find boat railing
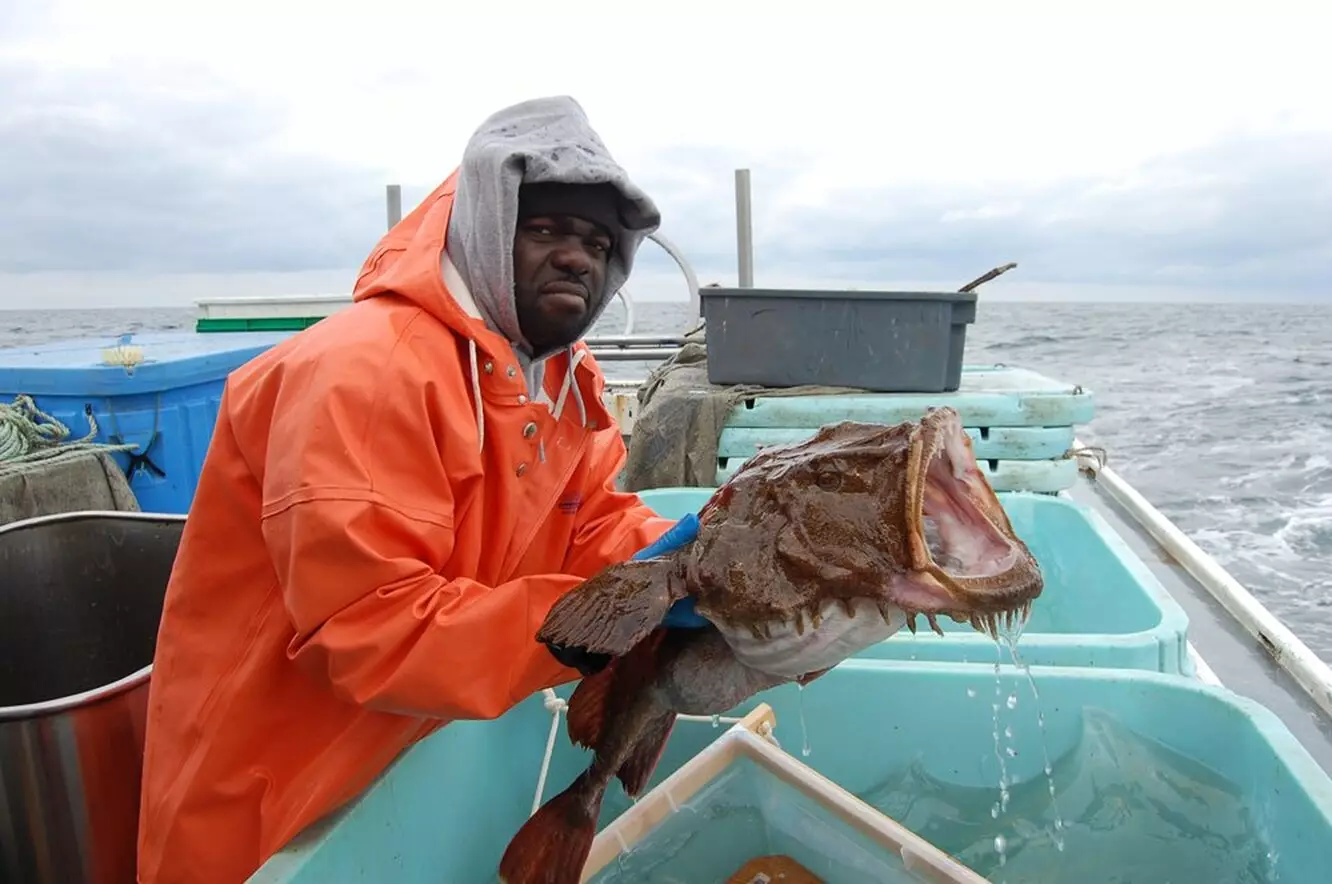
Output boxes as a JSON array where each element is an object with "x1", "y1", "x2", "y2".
[
  {"x1": 1074, "y1": 443, "x2": 1332, "y2": 720},
  {"x1": 583, "y1": 229, "x2": 700, "y2": 356}
]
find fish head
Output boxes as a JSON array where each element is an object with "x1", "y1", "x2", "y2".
[
  {"x1": 904, "y1": 406, "x2": 1044, "y2": 633},
  {"x1": 691, "y1": 406, "x2": 1043, "y2": 639}
]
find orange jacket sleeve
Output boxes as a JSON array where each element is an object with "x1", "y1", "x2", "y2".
[
  {"x1": 561, "y1": 425, "x2": 675, "y2": 577},
  {"x1": 264, "y1": 490, "x2": 586, "y2": 721},
  {"x1": 256, "y1": 348, "x2": 625, "y2": 722}
]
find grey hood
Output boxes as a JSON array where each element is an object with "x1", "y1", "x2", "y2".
[{"x1": 445, "y1": 95, "x2": 661, "y2": 360}]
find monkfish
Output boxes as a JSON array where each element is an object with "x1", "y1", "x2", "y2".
[{"x1": 498, "y1": 406, "x2": 1044, "y2": 884}]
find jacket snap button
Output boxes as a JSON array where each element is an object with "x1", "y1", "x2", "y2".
[
  {"x1": 506, "y1": 365, "x2": 517, "y2": 378},
  {"x1": 517, "y1": 394, "x2": 528, "y2": 405},
  {"x1": 523, "y1": 422, "x2": 538, "y2": 438},
  {"x1": 516, "y1": 462, "x2": 528, "y2": 477},
  {"x1": 483, "y1": 361, "x2": 494, "y2": 374}
]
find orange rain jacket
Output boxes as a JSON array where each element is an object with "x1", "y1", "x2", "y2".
[{"x1": 135, "y1": 170, "x2": 672, "y2": 883}]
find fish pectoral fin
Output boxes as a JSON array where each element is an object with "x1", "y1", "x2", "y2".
[{"x1": 538, "y1": 559, "x2": 685, "y2": 658}]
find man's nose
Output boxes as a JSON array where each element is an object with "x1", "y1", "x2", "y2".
[{"x1": 550, "y1": 239, "x2": 594, "y2": 275}]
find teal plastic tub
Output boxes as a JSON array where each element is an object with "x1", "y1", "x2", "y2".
[
  {"x1": 636, "y1": 487, "x2": 1192, "y2": 674},
  {"x1": 251, "y1": 662, "x2": 1332, "y2": 883}
]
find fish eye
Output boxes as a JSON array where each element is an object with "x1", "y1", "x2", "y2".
[{"x1": 816, "y1": 471, "x2": 841, "y2": 491}]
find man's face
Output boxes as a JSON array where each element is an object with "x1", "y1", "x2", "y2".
[
  {"x1": 512, "y1": 183, "x2": 620, "y2": 355},
  {"x1": 512, "y1": 214, "x2": 613, "y2": 354}
]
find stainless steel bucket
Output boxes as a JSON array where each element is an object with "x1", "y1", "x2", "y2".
[{"x1": 0, "y1": 510, "x2": 184, "y2": 884}]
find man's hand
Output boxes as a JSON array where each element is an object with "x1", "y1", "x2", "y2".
[
  {"x1": 545, "y1": 643, "x2": 610, "y2": 677},
  {"x1": 633, "y1": 513, "x2": 709, "y2": 629}
]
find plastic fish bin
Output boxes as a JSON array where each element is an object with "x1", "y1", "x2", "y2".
[
  {"x1": 699, "y1": 287, "x2": 976, "y2": 393},
  {"x1": 635, "y1": 487, "x2": 1191, "y2": 674},
  {"x1": 581, "y1": 706, "x2": 986, "y2": 883},
  {"x1": 249, "y1": 662, "x2": 1332, "y2": 884},
  {"x1": 0, "y1": 330, "x2": 293, "y2": 514},
  {"x1": 709, "y1": 365, "x2": 1096, "y2": 495}
]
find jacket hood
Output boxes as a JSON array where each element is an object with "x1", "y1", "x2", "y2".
[{"x1": 447, "y1": 95, "x2": 661, "y2": 357}]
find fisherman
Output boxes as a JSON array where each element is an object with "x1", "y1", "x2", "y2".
[{"x1": 135, "y1": 95, "x2": 705, "y2": 884}]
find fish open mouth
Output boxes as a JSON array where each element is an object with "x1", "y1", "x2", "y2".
[
  {"x1": 906, "y1": 408, "x2": 1042, "y2": 637},
  {"x1": 921, "y1": 425, "x2": 1021, "y2": 580}
]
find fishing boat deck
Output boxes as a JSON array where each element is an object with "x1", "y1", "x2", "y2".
[{"x1": 1067, "y1": 474, "x2": 1332, "y2": 776}]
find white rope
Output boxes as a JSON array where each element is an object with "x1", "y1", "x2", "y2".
[
  {"x1": 531, "y1": 689, "x2": 568, "y2": 817},
  {"x1": 0, "y1": 394, "x2": 137, "y2": 477},
  {"x1": 528, "y1": 689, "x2": 750, "y2": 816}
]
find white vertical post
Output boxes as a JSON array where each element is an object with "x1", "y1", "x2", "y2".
[
  {"x1": 386, "y1": 184, "x2": 402, "y2": 230},
  {"x1": 734, "y1": 169, "x2": 754, "y2": 288}
]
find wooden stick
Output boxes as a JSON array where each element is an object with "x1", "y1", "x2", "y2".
[{"x1": 958, "y1": 262, "x2": 1018, "y2": 293}]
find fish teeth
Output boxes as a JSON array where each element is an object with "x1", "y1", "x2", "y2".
[
  {"x1": 876, "y1": 600, "x2": 894, "y2": 624},
  {"x1": 793, "y1": 608, "x2": 806, "y2": 636},
  {"x1": 906, "y1": 612, "x2": 919, "y2": 635},
  {"x1": 926, "y1": 613, "x2": 943, "y2": 637}
]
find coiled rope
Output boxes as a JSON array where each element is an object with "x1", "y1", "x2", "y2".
[{"x1": 0, "y1": 395, "x2": 138, "y2": 476}]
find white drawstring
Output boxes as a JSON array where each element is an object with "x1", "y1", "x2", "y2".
[
  {"x1": 468, "y1": 340, "x2": 484, "y2": 453},
  {"x1": 552, "y1": 347, "x2": 589, "y2": 426},
  {"x1": 469, "y1": 343, "x2": 588, "y2": 461}
]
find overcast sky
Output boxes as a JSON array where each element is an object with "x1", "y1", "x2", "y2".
[{"x1": 1, "y1": 1, "x2": 1330, "y2": 308}]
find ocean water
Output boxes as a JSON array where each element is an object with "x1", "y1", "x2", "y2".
[{"x1": 2, "y1": 300, "x2": 1331, "y2": 662}]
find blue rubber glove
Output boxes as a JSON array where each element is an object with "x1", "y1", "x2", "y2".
[{"x1": 633, "y1": 513, "x2": 710, "y2": 628}]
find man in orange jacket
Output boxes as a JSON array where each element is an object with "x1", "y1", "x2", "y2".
[{"x1": 135, "y1": 95, "x2": 704, "y2": 883}]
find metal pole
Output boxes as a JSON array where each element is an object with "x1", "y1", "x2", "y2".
[
  {"x1": 734, "y1": 169, "x2": 754, "y2": 287},
  {"x1": 386, "y1": 184, "x2": 403, "y2": 230}
]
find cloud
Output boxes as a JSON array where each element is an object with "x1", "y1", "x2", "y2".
[
  {"x1": 738, "y1": 127, "x2": 1332, "y2": 295},
  {"x1": 0, "y1": 55, "x2": 1328, "y2": 302},
  {"x1": 0, "y1": 61, "x2": 391, "y2": 275}
]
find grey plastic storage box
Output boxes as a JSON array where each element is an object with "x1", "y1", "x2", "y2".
[{"x1": 699, "y1": 287, "x2": 977, "y2": 393}]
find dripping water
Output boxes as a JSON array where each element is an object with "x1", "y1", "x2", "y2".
[
  {"x1": 796, "y1": 683, "x2": 812, "y2": 757},
  {"x1": 990, "y1": 646, "x2": 1012, "y2": 868},
  {"x1": 999, "y1": 617, "x2": 1067, "y2": 852}
]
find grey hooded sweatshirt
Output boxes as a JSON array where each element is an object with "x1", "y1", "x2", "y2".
[{"x1": 445, "y1": 96, "x2": 661, "y2": 396}]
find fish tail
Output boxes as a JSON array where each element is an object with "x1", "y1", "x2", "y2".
[{"x1": 498, "y1": 769, "x2": 606, "y2": 884}]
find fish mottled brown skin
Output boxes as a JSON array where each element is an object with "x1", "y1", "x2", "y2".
[
  {"x1": 498, "y1": 407, "x2": 1045, "y2": 884},
  {"x1": 688, "y1": 407, "x2": 1044, "y2": 638}
]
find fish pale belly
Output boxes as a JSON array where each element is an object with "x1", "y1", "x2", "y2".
[{"x1": 712, "y1": 598, "x2": 908, "y2": 679}]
